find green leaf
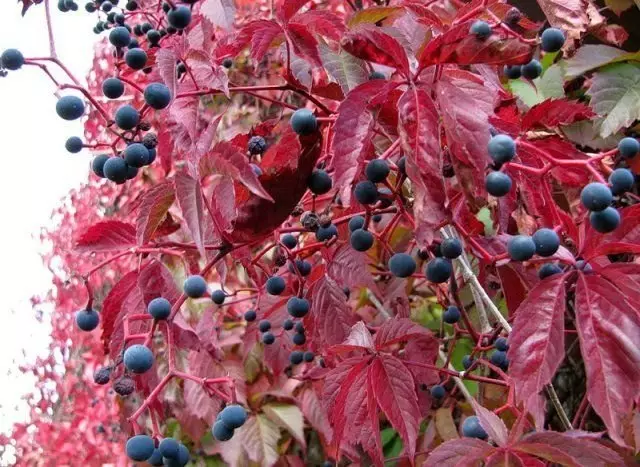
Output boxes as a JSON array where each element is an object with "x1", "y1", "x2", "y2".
[
  {"x1": 562, "y1": 44, "x2": 640, "y2": 80},
  {"x1": 561, "y1": 119, "x2": 623, "y2": 150},
  {"x1": 507, "y1": 79, "x2": 542, "y2": 107},
  {"x1": 381, "y1": 427, "x2": 404, "y2": 459},
  {"x1": 449, "y1": 338, "x2": 478, "y2": 395},
  {"x1": 318, "y1": 43, "x2": 369, "y2": 94},
  {"x1": 540, "y1": 51, "x2": 559, "y2": 72},
  {"x1": 507, "y1": 64, "x2": 564, "y2": 108},
  {"x1": 587, "y1": 63, "x2": 640, "y2": 138}
]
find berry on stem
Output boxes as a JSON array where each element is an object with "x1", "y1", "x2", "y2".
[
  {"x1": 76, "y1": 308, "x2": 99, "y2": 331},
  {"x1": 350, "y1": 228, "x2": 374, "y2": 252},
  {"x1": 144, "y1": 83, "x2": 172, "y2": 110},
  {"x1": 388, "y1": 253, "x2": 416, "y2": 278},
  {"x1": 369, "y1": 71, "x2": 386, "y2": 80},
  {"x1": 495, "y1": 337, "x2": 509, "y2": 352},
  {"x1": 290, "y1": 350, "x2": 304, "y2": 365},
  {"x1": 212, "y1": 289, "x2": 226, "y2": 305},
  {"x1": 212, "y1": 421, "x2": 234, "y2": 441},
  {"x1": 102, "y1": 77, "x2": 125, "y2": 99},
  {"x1": 248, "y1": 136, "x2": 267, "y2": 155},
  {"x1": 92, "y1": 155, "x2": 110, "y2": 178},
  {"x1": 443, "y1": 306, "x2": 461, "y2": 324},
  {"x1": 440, "y1": 238, "x2": 463, "y2": 259},
  {"x1": 487, "y1": 134, "x2": 516, "y2": 164},
  {"x1": 290, "y1": 108, "x2": 317, "y2": 135},
  {"x1": 504, "y1": 65, "x2": 521, "y2": 79},
  {"x1": 109, "y1": 26, "x2": 131, "y2": 48},
  {"x1": 521, "y1": 59, "x2": 542, "y2": 80},
  {"x1": 470, "y1": 20, "x2": 491, "y2": 39},
  {"x1": 462, "y1": 416, "x2": 488, "y2": 439},
  {"x1": 589, "y1": 207, "x2": 620, "y2": 233},
  {"x1": 539, "y1": 263, "x2": 562, "y2": 279},
  {"x1": 244, "y1": 310, "x2": 257, "y2": 322},
  {"x1": 308, "y1": 169, "x2": 332, "y2": 195},
  {"x1": 65, "y1": 136, "x2": 83, "y2": 153},
  {"x1": 316, "y1": 224, "x2": 338, "y2": 241},
  {"x1": 184, "y1": 275, "x2": 207, "y2": 298},
  {"x1": 262, "y1": 332, "x2": 275, "y2": 345},
  {"x1": 124, "y1": 48, "x2": 147, "y2": 70},
  {"x1": 115, "y1": 105, "x2": 140, "y2": 130},
  {"x1": 124, "y1": 143, "x2": 149, "y2": 168},
  {"x1": 266, "y1": 276, "x2": 286, "y2": 295},
  {"x1": 123, "y1": 344, "x2": 154, "y2": 374},
  {"x1": 354, "y1": 180, "x2": 379, "y2": 205},
  {"x1": 580, "y1": 182, "x2": 612, "y2": 211},
  {"x1": 485, "y1": 172, "x2": 512, "y2": 197},
  {"x1": 287, "y1": 297, "x2": 310, "y2": 318},
  {"x1": 348, "y1": 215, "x2": 366, "y2": 232},
  {"x1": 609, "y1": 168, "x2": 635, "y2": 195},
  {"x1": 56, "y1": 96, "x2": 85, "y2": 121},
  {"x1": 365, "y1": 159, "x2": 390, "y2": 183},
  {"x1": 532, "y1": 228, "x2": 560, "y2": 257},
  {"x1": 430, "y1": 385, "x2": 446, "y2": 399},
  {"x1": 167, "y1": 5, "x2": 192, "y2": 29},
  {"x1": 1, "y1": 49, "x2": 24, "y2": 70},
  {"x1": 126, "y1": 435, "x2": 155, "y2": 461},
  {"x1": 426, "y1": 257, "x2": 452, "y2": 283},
  {"x1": 281, "y1": 234, "x2": 297, "y2": 249},
  {"x1": 258, "y1": 320, "x2": 271, "y2": 333},
  {"x1": 507, "y1": 235, "x2": 536, "y2": 261},
  {"x1": 219, "y1": 404, "x2": 247, "y2": 429},
  {"x1": 618, "y1": 137, "x2": 639, "y2": 159},
  {"x1": 541, "y1": 28, "x2": 565, "y2": 52},
  {"x1": 148, "y1": 297, "x2": 171, "y2": 320}
]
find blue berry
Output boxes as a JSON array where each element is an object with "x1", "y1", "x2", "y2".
[
  {"x1": 212, "y1": 289, "x2": 226, "y2": 305},
  {"x1": 348, "y1": 215, "x2": 366, "y2": 232},
  {"x1": 430, "y1": 385, "x2": 446, "y2": 399},
  {"x1": 287, "y1": 297, "x2": 310, "y2": 318},
  {"x1": 488, "y1": 134, "x2": 516, "y2": 164},
  {"x1": 590, "y1": 207, "x2": 620, "y2": 233},
  {"x1": 103, "y1": 157, "x2": 129, "y2": 183},
  {"x1": 397, "y1": 156, "x2": 407, "y2": 176},
  {"x1": 126, "y1": 0, "x2": 137, "y2": 9},
  {"x1": 244, "y1": 310, "x2": 257, "y2": 322},
  {"x1": 508, "y1": 235, "x2": 536, "y2": 261},
  {"x1": 369, "y1": 71, "x2": 386, "y2": 80},
  {"x1": 92, "y1": 154, "x2": 110, "y2": 178},
  {"x1": 304, "y1": 351, "x2": 314, "y2": 362},
  {"x1": 266, "y1": 276, "x2": 286, "y2": 295},
  {"x1": 470, "y1": 20, "x2": 491, "y2": 39},
  {"x1": 291, "y1": 108, "x2": 318, "y2": 135},
  {"x1": 388, "y1": 253, "x2": 416, "y2": 278},
  {"x1": 443, "y1": 306, "x2": 461, "y2": 324},
  {"x1": 159, "y1": 438, "x2": 180, "y2": 459},
  {"x1": 290, "y1": 350, "x2": 304, "y2": 365},
  {"x1": 85, "y1": 2, "x2": 96, "y2": 12},
  {"x1": 126, "y1": 434, "x2": 155, "y2": 461},
  {"x1": 289, "y1": 259, "x2": 311, "y2": 276},
  {"x1": 350, "y1": 229, "x2": 374, "y2": 252},
  {"x1": 462, "y1": 416, "x2": 488, "y2": 439},
  {"x1": 148, "y1": 297, "x2": 171, "y2": 320},
  {"x1": 56, "y1": 96, "x2": 85, "y2": 121},
  {"x1": 576, "y1": 260, "x2": 593, "y2": 272},
  {"x1": 293, "y1": 332, "x2": 306, "y2": 345},
  {"x1": 102, "y1": 77, "x2": 125, "y2": 99},
  {"x1": 125, "y1": 48, "x2": 147, "y2": 70},
  {"x1": 109, "y1": 26, "x2": 131, "y2": 48},
  {"x1": 295, "y1": 322, "x2": 305, "y2": 333},
  {"x1": 175, "y1": 444, "x2": 190, "y2": 465},
  {"x1": 129, "y1": 38, "x2": 140, "y2": 49},
  {"x1": 532, "y1": 228, "x2": 560, "y2": 257},
  {"x1": 440, "y1": 238, "x2": 462, "y2": 259},
  {"x1": 123, "y1": 344, "x2": 154, "y2": 374},
  {"x1": 308, "y1": 169, "x2": 332, "y2": 195},
  {"x1": 283, "y1": 319, "x2": 294, "y2": 331},
  {"x1": 521, "y1": 59, "x2": 542, "y2": 80},
  {"x1": 491, "y1": 350, "x2": 508, "y2": 369},
  {"x1": 167, "y1": 5, "x2": 191, "y2": 29},
  {"x1": 148, "y1": 449, "x2": 164, "y2": 466},
  {"x1": 462, "y1": 355, "x2": 474, "y2": 370},
  {"x1": 609, "y1": 168, "x2": 635, "y2": 195},
  {"x1": 124, "y1": 143, "x2": 150, "y2": 168},
  {"x1": 354, "y1": 180, "x2": 379, "y2": 205},
  {"x1": 76, "y1": 308, "x2": 100, "y2": 331},
  {"x1": 316, "y1": 224, "x2": 338, "y2": 242},
  {"x1": 65, "y1": 136, "x2": 83, "y2": 153},
  {"x1": 541, "y1": 28, "x2": 565, "y2": 53},
  {"x1": 262, "y1": 332, "x2": 275, "y2": 345},
  {"x1": 580, "y1": 182, "x2": 612, "y2": 211},
  {"x1": 219, "y1": 404, "x2": 247, "y2": 429},
  {"x1": 115, "y1": 105, "x2": 140, "y2": 130},
  {"x1": 495, "y1": 337, "x2": 509, "y2": 352},
  {"x1": 248, "y1": 136, "x2": 267, "y2": 155},
  {"x1": 281, "y1": 234, "x2": 297, "y2": 249},
  {"x1": 258, "y1": 320, "x2": 271, "y2": 333},
  {"x1": 183, "y1": 275, "x2": 207, "y2": 298},
  {"x1": 144, "y1": 83, "x2": 172, "y2": 110},
  {"x1": 426, "y1": 257, "x2": 452, "y2": 283},
  {"x1": 147, "y1": 29, "x2": 161, "y2": 46},
  {"x1": 618, "y1": 137, "x2": 639, "y2": 159},
  {"x1": 213, "y1": 420, "x2": 234, "y2": 441},
  {"x1": 222, "y1": 57, "x2": 233, "y2": 68},
  {"x1": 485, "y1": 172, "x2": 512, "y2": 197},
  {"x1": 503, "y1": 65, "x2": 521, "y2": 79},
  {"x1": 539, "y1": 263, "x2": 562, "y2": 279},
  {"x1": 365, "y1": 159, "x2": 390, "y2": 183},
  {"x1": 1, "y1": 49, "x2": 24, "y2": 70},
  {"x1": 102, "y1": 1, "x2": 112, "y2": 12},
  {"x1": 126, "y1": 165, "x2": 139, "y2": 181}
]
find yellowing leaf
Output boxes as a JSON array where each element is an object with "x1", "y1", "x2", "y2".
[
  {"x1": 263, "y1": 403, "x2": 306, "y2": 448},
  {"x1": 435, "y1": 408, "x2": 460, "y2": 441},
  {"x1": 348, "y1": 6, "x2": 404, "y2": 27}
]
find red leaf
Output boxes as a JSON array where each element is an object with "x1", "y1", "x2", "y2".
[
  {"x1": 156, "y1": 48, "x2": 177, "y2": 101},
  {"x1": 582, "y1": 205, "x2": 640, "y2": 259},
  {"x1": 285, "y1": 23, "x2": 323, "y2": 67},
  {"x1": 518, "y1": 137, "x2": 591, "y2": 187},
  {"x1": 330, "y1": 321, "x2": 375, "y2": 354},
  {"x1": 310, "y1": 276, "x2": 356, "y2": 346},
  {"x1": 136, "y1": 181, "x2": 175, "y2": 245},
  {"x1": 419, "y1": 21, "x2": 533, "y2": 69},
  {"x1": 174, "y1": 172, "x2": 217, "y2": 257},
  {"x1": 277, "y1": 0, "x2": 309, "y2": 22},
  {"x1": 327, "y1": 243, "x2": 378, "y2": 292},
  {"x1": 521, "y1": 99, "x2": 595, "y2": 131},
  {"x1": 209, "y1": 177, "x2": 236, "y2": 237},
  {"x1": 370, "y1": 355, "x2": 420, "y2": 459},
  {"x1": 425, "y1": 437, "x2": 495, "y2": 466},
  {"x1": 401, "y1": 337, "x2": 440, "y2": 387},
  {"x1": 299, "y1": 387, "x2": 332, "y2": 441},
  {"x1": 398, "y1": 86, "x2": 447, "y2": 245},
  {"x1": 184, "y1": 350, "x2": 224, "y2": 425},
  {"x1": 470, "y1": 400, "x2": 509, "y2": 447},
  {"x1": 597, "y1": 263, "x2": 640, "y2": 309},
  {"x1": 536, "y1": 0, "x2": 590, "y2": 37},
  {"x1": 75, "y1": 221, "x2": 136, "y2": 252},
  {"x1": 200, "y1": 0, "x2": 236, "y2": 30},
  {"x1": 188, "y1": 59, "x2": 229, "y2": 98},
  {"x1": 517, "y1": 431, "x2": 625, "y2": 465},
  {"x1": 374, "y1": 317, "x2": 434, "y2": 349},
  {"x1": 236, "y1": 20, "x2": 284, "y2": 62},
  {"x1": 508, "y1": 274, "x2": 568, "y2": 410},
  {"x1": 574, "y1": 272, "x2": 640, "y2": 445},
  {"x1": 289, "y1": 10, "x2": 345, "y2": 42},
  {"x1": 341, "y1": 26, "x2": 410, "y2": 77},
  {"x1": 100, "y1": 270, "x2": 139, "y2": 353}
]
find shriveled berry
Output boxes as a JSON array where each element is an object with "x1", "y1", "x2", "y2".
[
  {"x1": 113, "y1": 375, "x2": 135, "y2": 396},
  {"x1": 93, "y1": 367, "x2": 111, "y2": 385},
  {"x1": 248, "y1": 136, "x2": 267, "y2": 155}
]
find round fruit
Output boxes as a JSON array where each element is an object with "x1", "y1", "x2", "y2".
[
  {"x1": 93, "y1": 367, "x2": 111, "y2": 385},
  {"x1": 580, "y1": 182, "x2": 612, "y2": 211},
  {"x1": 430, "y1": 385, "x2": 446, "y2": 399},
  {"x1": 462, "y1": 355, "x2": 474, "y2": 370},
  {"x1": 109, "y1": 26, "x2": 131, "y2": 48},
  {"x1": 126, "y1": 0, "x2": 137, "y2": 10},
  {"x1": 159, "y1": 438, "x2": 180, "y2": 459},
  {"x1": 485, "y1": 171, "x2": 512, "y2": 197},
  {"x1": 244, "y1": 310, "x2": 257, "y2": 322},
  {"x1": 354, "y1": 180, "x2": 379, "y2": 205},
  {"x1": 124, "y1": 143, "x2": 149, "y2": 168},
  {"x1": 219, "y1": 404, "x2": 247, "y2": 429},
  {"x1": 462, "y1": 416, "x2": 488, "y2": 439},
  {"x1": 541, "y1": 28, "x2": 565, "y2": 52},
  {"x1": 1, "y1": 49, "x2": 24, "y2": 70},
  {"x1": 290, "y1": 259, "x2": 312, "y2": 276},
  {"x1": 365, "y1": 159, "x2": 390, "y2": 183},
  {"x1": 144, "y1": 83, "x2": 172, "y2": 110},
  {"x1": 609, "y1": 168, "x2": 635, "y2": 195},
  {"x1": 258, "y1": 320, "x2": 271, "y2": 333},
  {"x1": 183, "y1": 275, "x2": 207, "y2": 298},
  {"x1": 126, "y1": 434, "x2": 155, "y2": 461},
  {"x1": 308, "y1": 169, "x2": 332, "y2": 195},
  {"x1": 521, "y1": 59, "x2": 542, "y2": 80},
  {"x1": 290, "y1": 350, "x2": 304, "y2": 365},
  {"x1": 167, "y1": 5, "x2": 191, "y2": 29},
  {"x1": 388, "y1": 253, "x2": 417, "y2": 278},
  {"x1": 491, "y1": 350, "x2": 508, "y2": 368},
  {"x1": 175, "y1": 444, "x2": 190, "y2": 466},
  {"x1": 316, "y1": 224, "x2": 338, "y2": 242},
  {"x1": 222, "y1": 58, "x2": 233, "y2": 68},
  {"x1": 125, "y1": 48, "x2": 147, "y2": 70},
  {"x1": 287, "y1": 297, "x2": 310, "y2": 318},
  {"x1": 266, "y1": 276, "x2": 286, "y2": 295},
  {"x1": 369, "y1": 71, "x2": 385, "y2": 80},
  {"x1": 293, "y1": 332, "x2": 306, "y2": 345},
  {"x1": 123, "y1": 344, "x2": 154, "y2": 374},
  {"x1": 539, "y1": 263, "x2": 562, "y2": 279},
  {"x1": 304, "y1": 351, "x2": 314, "y2": 362},
  {"x1": 590, "y1": 207, "x2": 620, "y2": 233},
  {"x1": 115, "y1": 105, "x2": 140, "y2": 130},
  {"x1": 262, "y1": 332, "x2": 275, "y2": 345},
  {"x1": 103, "y1": 157, "x2": 129, "y2": 183},
  {"x1": 147, "y1": 29, "x2": 161, "y2": 46},
  {"x1": 507, "y1": 235, "x2": 536, "y2": 261},
  {"x1": 76, "y1": 309, "x2": 100, "y2": 331},
  {"x1": 503, "y1": 65, "x2": 521, "y2": 79},
  {"x1": 65, "y1": 136, "x2": 83, "y2": 153},
  {"x1": 426, "y1": 257, "x2": 453, "y2": 283},
  {"x1": 532, "y1": 228, "x2": 560, "y2": 257},
  {"x1": 470, "y1": 20, "x2": 491, "y2": 39},
  {"x1": 290, "y1": 108, "x2": 318, "y2": 136},
  {"x1": 92, "y1": 154, "x2": 110, "y2": 178},
  {"x1": 101, "y1": 1, "x2": 112, "y2": 11},
  {"x1": 212, "y1": 289, "x2": 226, "y2": 305},
  {"x1": 440, "y1": 238, "x2": 462, "y2": 259},
  {"x1": 248, "y1": 136, "x2": 267, "y2": 155},
  {"x1": 283, "y1": 319, "x2": 294, "y2": 331},
  {"x1": 126, "y1": 165, "x2": 138, "y2": 181},
  {"x1": 148, "y1": 297, "x2": 171, "y2": 320},
  {"x1": 148, "y1": 449, "x2": 164, "y2": 466},
  {"x1": 212, "y1": 421, "x2": 234, "y2": 441},
  {"x1": 295, "y1": 322, "x2": 305, "y2": 333},
  {"x1": 56, "y1": 96, "x2": 85, "y2": 120},
  {"x1": 102, "y1": 77, "x2": 125, "y2": 99},
  {"x1": 443, "y1": 306, "x2": 461, "y2": 324},
  {"x1": 350, "y1": 229, "x2": 374, "y2": 252},
  {"x1": 349, "y1": 215, "x2": 366, "y2": 232},
  {"x1": 618, "y1": 137, "x2": 639, "y2": 159},
  {"x1": 281, "y1": 234, "x2": 297, "y2": 249},
  {"x1": 397, "y1": 156, "x2": 406, "y2": 176},
  {"x1": 487, "y1": 134, "x2": 516, "y2": 164},
  {"x1": 495, "y1": 337, "x2": 509, "y2": 352}
]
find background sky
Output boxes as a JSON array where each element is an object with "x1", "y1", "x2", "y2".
[{"x1": 0, "y1": 1, "x2": 98, "y2": 440}]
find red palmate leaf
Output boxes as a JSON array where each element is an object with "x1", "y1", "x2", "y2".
[
  {"x1": 310, "y1": 276, "x2": 356, "y2": 346},
  {"x1": 136, "y1": 181, "x2": 175, "y2": 245},
  {"x1": 574, "y1": 272, "x2": 640, "y2": 445},
  {"x1": 184, "y1": 350, "x2": 224, "y2": 424},
  {"x1": 470, "y1": 400, "x2": 509, "y2": 447},
  {"x1": 341, "y1": 26, "x2": 410, "y2": 76},
  {"x1": 536, "y1": 0, "x2": 590, "y2": 37},
  {"x1": 597, "y1": 263, "x2": 640, "y2": 309},
  {"x1": 300, "y1": 386, "x2": 332, "y2": 441},
  {"x1": 236, "y1": 20, "x2": 284, "y2": 62},
  {"x1": 331, "y1": 321, "x2": 375, "y2": 353},
  {"x1": 100, "y1": 270, "x2": 139, "y2": 353},
  {"x1": 285, "y1": 23, "x2": 323, "y2": 67},
  {"x1": 374, "y1": 317, "x2": 434, "y2": 349},
  {"x1": 582, "y1": 204, "x2": 640, "y2": 258},
  {"x1": 521, "y1": 99, "x2": 595, "y2": 131},
  {"x1": 290, "y1": 10, "x2": 345, "y2": 42},
  {"x1": 276, "y1": 0, "x2": 310, "y2": 22},
  {"x1": 327, "y1": 243, "x2": 378, "y2": 292},
  {"x1": 425, "y1": 438, "x2": 495, "y2": 466},
  {"x1": 508, "y1": 273, "x2": 568, "y2": 409},
  {"x1": 520, "y1": 137, "x2": 591, "y2": 187},
  {"x1": 75, "y1": 221, "x2": 137, "y2": 252},
  {"x1": 156, "y1": 48, "x2": 178, "y2": 100},
  {"x1": 174, "y1": 172, "x2": 217, "y2": 257}
]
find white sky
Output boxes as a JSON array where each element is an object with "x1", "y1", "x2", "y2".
[{"x1": 0, "y1": 2, "x2": 98, "y2": 439}]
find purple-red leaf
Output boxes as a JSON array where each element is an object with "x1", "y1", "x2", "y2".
[
  {"x1": 285, "y1": 23, "x2": 323, "y2": 67},
  {"x1": 341, "y1": 26, "x2": 410, "y2": 76},
  {"x1": 289, "y1": 10, "x2": 345, "y2": 42},
  {"x1": 200, "y1": 0, "x2": 236, "y2": 30},
  {"x1": 136, "y1": 181, "x2": 175, "y2": 245},
  {"x1": 327, "y1": 243, "x2": 378, "y2": 292},
  {"x1": 521, "y1": 99, "x2": 595, "y2": 131},
  {"x1": 470, "y1": 400, "x2": 509, "y2": 447},
  {"x1": 156, "y1": 48, "x2": 178, "y2": 100},
  {"x1": 374, "y1": 317, "x2": 434, "y2": 349},
  {"x1": 100, "y1": 270, "x2": 139, "y2": 353},
  {"x1": 277, "y1": 0, "x2": 309, "y2": 22},
  {"x1": 174, "y1": 172, "x2": 216, "y2": 257},
  {"x1": 425, "y1": 438, "x2": 495, "y2": 466},
  {"x1": 75, "y1": 221, "x2": 136, "y2": 252},
  {"x1": 310, "y1": 276, "x2": 356, "y2": 346},
  {"x1": 582, "y1": 204, "x2": 640, "y2": 259}
]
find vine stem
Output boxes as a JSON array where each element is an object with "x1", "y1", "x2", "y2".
[
  {"x1": 438, "y1": 349, "x2": 474, "y2": 404},
  {"x1": 44, "y1": 0, "x2": 57, "y2": 59}
]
